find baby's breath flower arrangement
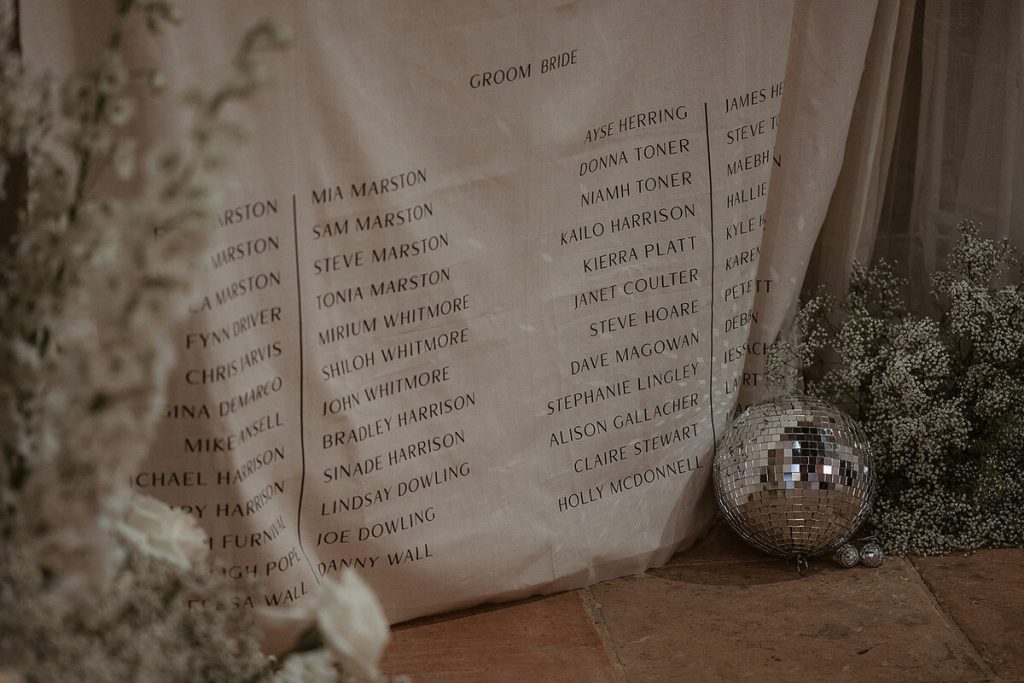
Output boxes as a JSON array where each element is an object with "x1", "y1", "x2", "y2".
[
  {"x1": 0, "y1": 3, "x2": 399, "y2": 681},
  {"x1": 768, "y1": 222, "x2": 1024, "y2": 555}
]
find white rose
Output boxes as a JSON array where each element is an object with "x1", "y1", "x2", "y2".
[
  {"x1": 116, "y1": 493, "x2": 208, "y2": 570},
  {"x1": 316, "y1": 569, "x2": 391, "y2": 682},
  {"x1": 272, "y1": 650, "x2": 338, "y2": 683}
]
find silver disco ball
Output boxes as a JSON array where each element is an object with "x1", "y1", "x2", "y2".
[{"x1": 713, "y1": 395, "x2": 875, "y2": 558}]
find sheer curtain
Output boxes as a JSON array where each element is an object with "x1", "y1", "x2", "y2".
[
  {"x1": 801, "y1": 0, "x2": 1024, "y2": 310},
  {"x1": 876, "y1": 0, "x2": 1024, "y2": 310}
]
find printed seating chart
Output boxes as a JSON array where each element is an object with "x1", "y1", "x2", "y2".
[{"x1": 25, "y1": 0, "x2": 806, "y2": 625}]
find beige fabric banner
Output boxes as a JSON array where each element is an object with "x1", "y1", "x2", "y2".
[{"x1": 23, "y1": 0, "x2": 884, "y2": 630}]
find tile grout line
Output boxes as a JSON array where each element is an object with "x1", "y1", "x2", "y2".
[
  {"x1": 905, "y1": 557, "x2": 1002, "y2": 682},
  {"x1": 577, "y1": 588, "x2": 631, "y2": 683}
]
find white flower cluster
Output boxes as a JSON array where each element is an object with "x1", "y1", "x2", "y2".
[
  {"x1": 0, "y1": 0, "x2": 261, "y2": 591},
  {"x1": 117, "y1": 494, "x2": 209, "y2": 571},
  {"x1": 268, "y1": 569, "x2": 400, "y2": 683},
  {"x1": 768, "y1": 222, "x2": 1024, "y2": 554},
  {"x1": 0, "y1": 4, "x2": 398, "y2": 683}
]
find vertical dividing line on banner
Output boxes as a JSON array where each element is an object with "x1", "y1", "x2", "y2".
[
  {"x1": 703, "y1": 102, "x2": 717, "y2": 446},
  {"x1": 292, "y1": 193, "x2": 320, "y2": 584}
]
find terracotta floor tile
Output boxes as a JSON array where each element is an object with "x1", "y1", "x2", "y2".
[
  {"x1": 381, "y1": 591, "x2": 621, "y2": 682},
  {"x1": 913, "y1": 549, "x2": 1024, "y2": 680},
  {"x1": 590, "y1": 548, "x2": 988, "y2": 683}
]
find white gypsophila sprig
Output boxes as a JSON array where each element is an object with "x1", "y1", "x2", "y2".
[
  {"x1": 768, "y1": 221, "x2": 1024, "y2": 555},
  {"x1": 272, "y1": 651, "x2": 341, "y2": 683},
  {"x1": 763, "y1": 337, "x2": 803, "y2": 395},
  {"x1": 845, "y1": 258, "x2": 906, "y2": 319},
  {"x1": 0, "y1": 2, "x2": 293, "y2": 680},
  {"x1": 979, "y1": 285, "x2": 1024, "y2": 364},
  {"x1": 792, "y1": 290, "x2": 838, "y2": 365},
  {"x1": 0, "y1": 547, "x2": 267, "y2": 682},
  {"x1": 6, "y1": 0, "x2": 291, "y2": 591},
  {"x1": 933, "y1": 221, "x2": 1016, "y2": 290}
]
